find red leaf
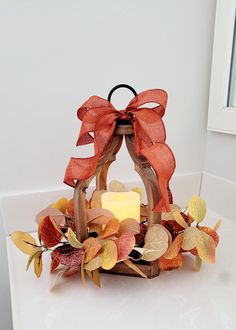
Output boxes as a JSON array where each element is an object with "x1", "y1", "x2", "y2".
[
  {"x1": 115, "y1": 232, "x2": 135, "y2": 260},
  {"x1": 40, "y1": 216, "x2": 62, "y2": 248},
  {"x1": 51, "y1": 245, "x2": 84, "y2": 267},
  {"x1": 50, "y1": 257, "x2": 60, "y2": 273}
]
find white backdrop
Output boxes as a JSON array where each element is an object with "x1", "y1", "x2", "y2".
[{"x1": 0, "y1": 1, "x2": 216, "y2": 329}]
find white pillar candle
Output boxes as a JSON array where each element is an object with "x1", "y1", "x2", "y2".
[{"x1": 101, "y1": 191, "x2": 140, "y2": 222}]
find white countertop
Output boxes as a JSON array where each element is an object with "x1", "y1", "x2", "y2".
[{"x1": 6, "y1": 210, "x2": 236, "y2": 330}]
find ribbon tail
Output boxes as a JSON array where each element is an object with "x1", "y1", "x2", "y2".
[
  {"x1": 141, "y1": 143, "x2": 176, "y2": 212},
  {"x1": 64, "y1": 155, "x2": 99, "y2": 187}
]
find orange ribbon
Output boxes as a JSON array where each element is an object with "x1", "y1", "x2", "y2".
[{"x1": 64, "y1": 89, "x2": 176, "y2": 212}]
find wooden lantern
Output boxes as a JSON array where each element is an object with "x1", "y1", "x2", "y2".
[{"x1": 72, "y1": 85, "x2": 172, "y2": 279}]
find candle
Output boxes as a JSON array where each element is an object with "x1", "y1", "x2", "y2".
[{"x1": 101, "y1": 191, "x2": 140, "y2": 222}]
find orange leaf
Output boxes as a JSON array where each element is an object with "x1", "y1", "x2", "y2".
[
  {"x1": 101, "y1": 218, "x2": 120, "y2": 238},
  {"x1": 163, "y1": 233, "x2": 184, "y2": 259},
  {"x1": 115, "y1": 232, "x2": 135, "y2": 260},
  {"x1": 83, "y1": 238, "x2": 102, "y2": 263},
  {"x1": 158, "y1": 253, "x2": 183, "y2": 271},
  {"x1": 196, "y1": 230, "x2": 215, "y2": 264},
  {"x1": 119, "y1": 218, "x2": 140, "y2": 235},
  {"x1": 199, "y1": 226, "x2": 219, "y2": 247},
  {"x1": 101, "y1": 240, "x2": 117, "y2": 270},
  {"x1": 40, "y1": 216, "x2": 62, "y2": 248}
]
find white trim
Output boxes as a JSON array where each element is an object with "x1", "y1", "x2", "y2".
[
  {"x1": 1, "y1": 172, "x2": 202, "y2": 235},
  {"x1": 207, "y1": 0, "x2": 236, "y2": 134},
  {"x1": 200, "y1": 172, "x2": 236, "y2": 220}
]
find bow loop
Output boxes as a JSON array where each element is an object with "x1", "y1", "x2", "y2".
[{"x1": 64, "y1": 88, "x2": 176, "y2": 212}]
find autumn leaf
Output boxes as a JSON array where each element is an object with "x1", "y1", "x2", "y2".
[
  {"x1": 161, "y1": 204, "x2": 181, "y2": 221},
  {"x1": 196, "y1": 230, "x2": 215, "y2": 264},
  {"x1": 40, "y1": 216, "x2": 62, "y2": 248},
  {"x1": 87, "y1": 208, "x2": 114, "y2": 224},
  {"x1": 35, "y1": 207, "x2": 65, "y2": 225},
  {"x1": 52, "y1": 198, "x2": 68, "y2": 213},
  {"x1": 84, "y1": 255, "x2": 102, "y2": 271},
  {"x1": 81, "y1": 255, "x2": 86, "y2": 288},
  {"x1": 67, "y1": 228, "x2": 82, "y2": 249},
  {"x1": 173, "y1": 211, "x2": 189, "y2": 229},
  {"x1": 87, "y1": 223, "x2": 103, "y2": 236},
  {"x1": 158, "y1": 253, "x2": 183, "y2": 271},
  {"x1": 187, "y1": 196, "x2": 206, "y2": 223},
  {"x1": 115, "y1": 232, "x2": 135, "y2": 260},
  {"x1": 101, "y1": 240, "x2": 117, "y2": 270},
  {"x1": 214, "y1": 219, "x2": 222, "y2": 232},
  {"x1": 51, "y1": 245, "x2": 84, "y2": 268},
  {"x1": 163, "y1": 234, "x2": 184, "y2": 259},
  {"x1": 83, "y1": 238, "x2": 101, "y2": 263},
  {"x1": 26, "y1": 250, "x2": 42, "y2": 271},
  {"x1": 11, "y1": 231, "x2": 39, "y2": 255},
  {"x1": 181, "y1": 227, "x2": 199, "y2": 250},
  {"x1": 90, "y1": 190, "x2": 106, "y2": 208},
  {"x1": 101, "y1": 218, "x2": 120, "y2": 238},
  {"x1": 92, "y1": 269, "x2": 101, "y2": 287},
  {"x1": 123, "y1": 259, "x2": 147, "y2": 278},
  {"x1": 108, "y1": 180, "x2": 126, "y2": 192},
  {"x1": 34, "y1": 252, "x2": 43, "y2": 278},
  {"x1": 195, "y1": 255, "x2": 202, "y2": 271},
  {"x1": 141, "y1": 224, "x2": 169, "y2": 261},
  {"x1": 50, "y1": 257, "x2": 60, "y2": 273},
  {"x1": 119, "y1": 218, "x2": 140, "y2": 235}
]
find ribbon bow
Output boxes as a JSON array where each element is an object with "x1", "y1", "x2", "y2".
[{"x1": 64, "y1": 89, "x2": 176, "y2": 212}]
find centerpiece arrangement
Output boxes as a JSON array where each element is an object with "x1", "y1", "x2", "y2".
[{"x1": 11, "y1": 85, "x2": 221, "y2": 288}]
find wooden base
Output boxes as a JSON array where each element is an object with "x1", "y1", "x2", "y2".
[{"x1": 101, "y1": 261, "x2": 160, "y2": 279}]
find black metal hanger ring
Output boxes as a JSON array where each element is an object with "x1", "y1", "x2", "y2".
[{"x1": 107, "y1": 84, "x2": 137, "y2": 102}]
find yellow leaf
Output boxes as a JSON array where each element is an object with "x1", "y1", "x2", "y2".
[
  {"x1": 92, "y1": 269, "x2": 101, "y2": 287},
  {"x1": 34, "y1": 253, "x2": 43, "y2": 278},
  {"x1": 108, "y1": 180, "x2": 126, "y2": 192},
  {"x1": 195, "y1": 255, "x2": 202, "y2": 271},
  {"x1": 67, "y1": 228, "x2": 83, "y2": 249},
  {"x1": 84, "y1": 255, "x2": 102, "y2": 271},
  {"x1": 101, "y1": 240, "x2": 117, "y2": 270},
  {"x1": 132, "y1": 187, "x2": 142, "y2": 198},
  {"x1": 163, "y1": 233, "x2": 184, "y2": 259},
  {"x1": 53, "y1": 198, "x2": 68, "y2": 213},
  {"x1": 214, "y1": 219, "x2": 222, "y2": 231},
  {"x1": 81, "y1": 255, "x2": 86, "y2": 288},
  {"x1": 173, "y1": 211, "x2": 188, "y2": 229},
  {"x1": 123, "y1": 259, "x2": 147, "y2": 278},
  {"x1": 181, "y1": 227, "x2": 199, "y2": 250},
  {"x1": 196, "y1": 230, "x2": 215, "y2": 264},
  {"x1": 11, "y1": 231, "x2": 39, "y2": 255},
  {"x1": 187, "y1": 196, "x2": 206, "y2": 223},
  {"x1": 26, "y1": 250, "x2": 42, "y2": 271}
]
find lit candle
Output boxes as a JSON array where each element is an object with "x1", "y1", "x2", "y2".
[{"x1": 101, "y1": 191, "x2": 140, "y2": 222}]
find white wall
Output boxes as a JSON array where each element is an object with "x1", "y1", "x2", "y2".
[
  {"x1": 204, "y1": 132, "x2": 236, "y2": 182},
  {"x1": 0, "y1": 1, "x2": 216, "y2": 329}
]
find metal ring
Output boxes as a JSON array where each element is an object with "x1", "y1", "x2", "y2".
[{"x1": 107, "y1": 84, "x2": 137, "y2": 102}]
